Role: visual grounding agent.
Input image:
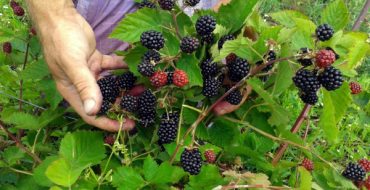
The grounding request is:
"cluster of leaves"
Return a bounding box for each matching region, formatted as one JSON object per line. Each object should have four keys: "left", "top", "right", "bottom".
{"left": 0, "top": 0, "right": 369, "bottom": 189}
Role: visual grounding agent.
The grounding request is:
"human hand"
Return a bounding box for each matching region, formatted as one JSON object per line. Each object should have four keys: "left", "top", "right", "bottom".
{"left": 213, "top": 85, "right": 252, "bottom": 116}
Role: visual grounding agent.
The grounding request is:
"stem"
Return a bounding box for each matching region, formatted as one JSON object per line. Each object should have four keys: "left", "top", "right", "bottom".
{"left": 352, "top": 0, "right": 370, "bottom": 31}
{"left": 171, "top": 11, "right": 182, "bottom": 39}
{"left": 220, "top": 184, "right": 291, "bottom": 190}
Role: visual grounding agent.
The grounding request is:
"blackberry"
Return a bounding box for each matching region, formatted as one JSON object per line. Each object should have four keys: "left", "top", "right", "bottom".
{"left": 226, "top": 53, "right": 237, "bottom": 64}
{"left": 266, "top": 50, "right": 277, "bottom": 61}
{"left": 2, "top": 42, "right": 12, "bottom": 54}
{"left": 180, "top": 36, "right": 200, "bottom": 53}
{"left": 297, "top": 48, "right": 313, "bottom": 67}
{"left": 318, "top": 66, "right": 343, "bottom": 91}
{"left": 142, "top": 50, "right": 161, "bottom": 63}
{"left": 117, "top": 72, "right": 136, "bottom": 90}
{"left": 13, "top": 6, "right": 25, "bottom": 17}
{"left": 342, "top": 163, "right": 366, "bottom": 182}
{"left": 315, "top": 24, "right": 334, "bottom": 41}
{"left": 299, "top": 91, "right": 318, "bottom": 105}
{"left": 10, "top": 0, "right": 19, "bottom": 9}
{"left": 166, "top": 71, "right": 174, "bottom": 84}
{"left": 138, "top": 108, "right": 156, "bottom": 127}
{"left": 181, "top": 148, "right": 202, "bottom": 175}
{"left": 201, "top": 33, "right": 214, "bottom": 44}
{"left": 97, "top": 77, "right": 120, "bottom": 103}
{"left": 138, "top": 61, "right": 155, "bottom": 77}
{"left": 104, "top": 135, "right": 115, "bottom": 145}
{"left": 350, "top": 82, "right": 362, "bottom": 94}
{"left": 358, "top": 159, "right": 370, "bottom": 172}
{"left": 325, "top": 47, "right": 340, "bottom": 60}
{"left": 204, "top": 150, "right": 216, "bottom": 164}
{"left": 202, "top": 77, "right": 221, "bottom": 97}
{"left": 157, "top": 118, "right": 177, "bottom": 144}
{"left": 158, "top": 0, "right": 175, "bottom": 10}
{"left": 227, "top": 57, "right": 250, "bottom": 82}
{"left": 138, "top": 0, "right": 157, "bottom": 9}
{"left": 225, "top": 88, "right": 242, "bottom": 105}
{"left": 120, "top": 95, "right": 138, "bottom": 113}
{"left": 138, "top": 89, "right": 157, "bottom": 110}
{"left": 200, "top": 59, "right": 218, "bottom": 77}
{"left": 184, "top": 0, "right": 200, "bottom": 6}
{"left": 292, "top": 69, "right": 321, "bottom": 93}
{"left": 218, "top": 35, "right": 235, "bottom": 49}
{"left": 301, "top": 158, "right": 314, "bottom": 171}
{"left": 98, "top": 101, "right": 111, "bottom": 115}
{"left": 195, "top": 15, "right": 216, "bottom": 36}
{"left": 140, "top": 30, "right": 165, "bottom": 50}
{"left": 161, "top": 111, "right": 180, "bottom": 124}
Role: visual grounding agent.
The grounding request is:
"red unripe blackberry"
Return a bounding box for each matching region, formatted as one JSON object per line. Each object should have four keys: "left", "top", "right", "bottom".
{"left": 200, "top": 58, "right": 218, "bottom": 77}
{"left": 138, "top": 61, "right": 155, "bottom": 77}
{"left": 184, "top": 0, "right": 200, "bottom": 6}
{"left": 10, "top": 0, "right": 19, "bottom": 9}
{"left": 325, "top": 47, "right": 340, "bottom": 59}
{"left": 350, "top": 82, "right": 362, "bottom": 94}
{"left": 299, "top": 91, "right": 318, "bottom": 105}
{"left": 204, "top": 150, "right": 216, "bottom": 163}
{"left": 358, "top": 159, "right": 370, "bottom": 172}
{"left": 181, "top": 148, "right": 203, "bottom": 175}
{"left": 104, "top": 135, "right": 115, "bottom": 145}
{"left": 227, "top": 57, "right": 250, "bottom": 82}
{"left": 318, "top": 66, "right": 343, "bottom": 91}
{"left": 225, "top": 88, "right": 242, "bottom": 105}
{"left": 150, "top": 71, "right": 168, "bottom": 88}
{"left": 157, "top": 117, "right": 178, "bottom": 144}
{"left": 218, "top": 35, "right": 235, "bottom": 49}
{"left": 120, "top": 95, "right": 138, "bottom": 113}
{"left": 364, "top": 176, "right": 370, "bottom": 189}
{"left": 342, "top": 162, "right": 366, "bottom": 182}
{"left": 140, "top": 30, "right": 165, "bottom": 50}
{"left": 97, "top": 76, "right": 120, "bottom": 103}
{"left": 297, "top": 48, "right": 313, "bottom": 67}
{"left": 180, "top": 36, "right": 200, "bottom": 53}
{"left": 138, "top": 0, "right": 157, "bottom": 9}
{"left": 142, "top": 50, "right": 161, "bottom": 63}
{"left": 158, "top": 0, "right": 175, "bottom": 10}
{"left": 315, "top": 24, "right": 334, "bottom": 41}
{"left": 30, "top": 27, "right": 37, "bottom": 36}
{"left": 315, "top": 49, "right": 336, "bottom": 68}
{"left": 117, "top": 72, "right": 136, "bottom": 90}
{"left": 293, "top": 69, "right": 321, "bottom": 93}
{"left": 202, "top": 77, "right": 221, "bottom": 97}
{"left": 173, "top": 69, "right": 189, "bottom": 87}
{"left": 195, "top": 15, "right": 216, "bottom": 36}
{"left": 2, "top": 42, "right": 12, "bottom": 54}
{"left": 13, "top": 6, "right": 25, "bottom": 17}
{"left": 301, "top": 158, "right": 314, "bottom": 171}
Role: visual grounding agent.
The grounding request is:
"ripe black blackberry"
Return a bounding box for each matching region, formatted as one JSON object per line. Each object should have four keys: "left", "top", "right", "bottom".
{"left": 342, "top": 163, "right": 366, "bottom": 182}
{"left": 181, "top": 148, "right": 203, "bottom": 175}
{"left": 138, "top": 0, "right": 157, "bottom": 9}
{"left": 318, "top": 66, "right": 343, "bottom": 91}
{"left": 166, "top": 71, "right": 174, "bottom": 84}
{"left": 180, "top": 36, "right": 200, "bottom": 53}
{"left": 117, "top": 72, "right": 136, "bottom": 90}
{"left": 157, "top": 118, "right": 177, "bottom": 144}
{"left": 299, "top": 91, "right": 318, "bottom": 105}
{"left": 195, "top": 15, "right": 216, "bottom": 36}
{"left": 315, "top": 24, "right": 334, "bottom": 41}
{"left": 140, "top": 30, "right": 165, "bottom": 50}
{"left": 138, "top": 89, "right": 157, "bottom": 109}
{"left": 292, "top": 69, "right": 321, "bottom": 93}
{"left": 227, "top": 57, "right": 250, "bottom": 82}
{"left": 138, "top": 61, "right": 155, "bottom": 77}
{"left": 98, "top": 101, "right": 111, "bottom": 115}
{"left": 158, "top": 0, "right": 175, "bottom": 10}
{"left": 256, "top": 50, "right": 275, "bottom": 72}
{"left": 120, "top": 95, "right": 138, "bottom": 113}
{"left": 142, "top": 50, "right": 161, "bottom": 63}
{"left": 200, "top": 59, "right": 218, "bottom": 77}
{"left": 138, "top": 108, "right": 156, "bottom": 127}
{"left": 184, "top": 0, "right": 200, "bottom": 6}
{"left": 202, "top": 77, "right": 221, "bottom": 97}
{"left": 297, "top": 48, "right": 313, "bottom": 67}
{"left": 225, "top": 88, "right": 242, "bottom": 105}
{"left": 218, "top": 35, "right": 235, "bottom": 49}
{"left": 325, "top": 47, "right": 340, "bottom": 60}
{"left": 161, "top": 111, "right": 180, "bottom": 124}
{"left": 97, "top": 77, "right": 120, "bottom": 103}
{"left": 201, "top": 33, "right": 214, "bottom": 44}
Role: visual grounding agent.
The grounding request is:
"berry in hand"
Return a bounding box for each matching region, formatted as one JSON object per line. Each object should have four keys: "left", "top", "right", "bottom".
{"left": 358, "top": 159, "right": 370, "bottom": 172}
{"left": 297, "top": 48, "right": 313, "bottom": 67}
{"left": 349, "top": 82, "right": 362, "bottom": 95}
{"left": 117, "top": 72, "right": 137, "bottom": 90}
{"left": 173, "top": 69, "right": 189, "bottom": 87}
{"left": 2, "top": 42, "right": 12, "bottom": 54}
{"left": 293, "top": 69, "right": 321, "bottom": 93}
{"left": 184, "top": 0, "right": 200, "bottom": 6}
{"left": 299, "top": 91, "right": 318, "bottom": 105}
{"left": 97, "top": 77, "right": 120, "bottom": 103}
{"left": 157, "top": 117, "right": 178, "bottom": 144}
{"left": 141, "top": 30, "right": 165, "bottom": 50}
{"left": 142, "top": 50, "right": 161, "bottom": 63}
{"left": 227, "top": 57, "right": 250, "bottom": 82}
{"left": 138, "top": 61, "right": 155, "bottom": 77}
{"left": 13, "top": 6, "right": 25, "bottom": 16}
{"left": 120, "top": 95, "right": 138, "bottom": 113}
{"left": 315, "top": 24, "right": 334, "bottom": 41}
{"left": 138, "top": 0, "right": 157, "bottom": 9}
{"left": 301, "top": 158, "right": 314, "bottom": 171}
{"left": 158, "top": 0, "right": 175, "bottom": 10}
{"left": 180, "top": 36, "right": 200, "bottom": 53}
{"left": 225, "top": 88, "right": 242, "bottom": 105}
{"left": 98, "top": 101, "right": 112, "bottom": 115}
{"left": 342, "top": 162, "right": 366, "bottom": 182}
{"left": 318, "top": 66, "right": 343, "bottom": 91}
{"left": 218, "top": 35, "right": 235, "bottom": 49}
{"left": 104, "top": 135, "right": 115, "bottom": 145}
{"left": 150, "top": 71, "right": 168, "bottom": 88}
{"left": 200, "top": 59, "right": 218, "bottom": 77}
{"left": 181, "top": 148, "right": 203, "bottom": 175}
{"left": 315, "top": 49, "right": 336, "bottom": 68}
{"left": 204, "top": 150, "right": 216, "bottom": 163}
{"left": 196, "top": 15, "right": 216, "bottom": 36}
{"left": 202, "top": 77, "right": 221, "bottom": 97}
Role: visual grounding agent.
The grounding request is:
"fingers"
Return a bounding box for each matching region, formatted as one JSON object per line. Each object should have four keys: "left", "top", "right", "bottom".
{"left": 101, "top": 54, "right": 128, "bottom": 70}
{"left": 213, "top": 85, "right": 253, "bottom": 116}
{"left": 128, "top": 85, "right": 146, "bottom": 96}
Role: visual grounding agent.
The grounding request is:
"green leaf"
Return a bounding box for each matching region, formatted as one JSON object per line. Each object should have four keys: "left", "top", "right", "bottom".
{"left": 299, "top": 166, "right": 312, "bottom": 190}
{"left": 252, "top": 26, "right": 282, "bottom": 61}
{"left": 272, "top": 61, "right": 293, "bottom": 96}
{"left": 339, "top": 41, "right": 369, "bottom": 71}
{"left": 214, "top": 37, "right": 255, "bottom": 61}
{"left": 2, "top": 146, "right": 25, "bottom": 166}
{"left": 21, "top": 60, "right": 50, "bottom": 80}
{"left": 270, "top": 10, "right": 309, "bottom": 27}
{"left": 1, "top": 112, "right": 40, "bottom": 130}
{"left": 33, "top": 156, "right": 59, "bottom": 187}
{"left": 123, "top": 45, "right": 147, "bottom": 77}
{"left": 45, "top": 158, "right": 84, "bottom": 187}
{"left": 110, "top": 8, "right": 171, "bottom": 43}
{"left": 143, "top": 156, "right": 158, "bottom": 181}
{"left": 39, "top": 79, "right": 63, "bottom": 110}
{"left": 112, "top": 167, "right": 145, "bottom": 190}
{"left": 321, "top": 0, "right": 349, "bottom": 31}
{"left": 150, "top": 162, "right": 186, "bottom": 184}
{"left": 208, "top": 118, "right": 239, "bottom": 147}
{"left": 186, "top": 165, "right": 224, "bottom": 190}
{"left": 177, "top": 54, "right": 202, "bottom": 87}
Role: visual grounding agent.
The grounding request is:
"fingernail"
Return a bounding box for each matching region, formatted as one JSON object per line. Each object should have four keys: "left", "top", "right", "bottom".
{"left": 83, "top": 98, "right": 96, "bottom": 115}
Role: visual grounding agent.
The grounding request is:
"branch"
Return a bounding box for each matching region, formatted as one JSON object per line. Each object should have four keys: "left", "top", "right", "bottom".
{"left": 171, "top": 11, "right": 182, "bottom": 39}
{"left": 219, "top": 184, "right": 292, "bottom": 190}
{"left": 352, "top": 0, "right": 370, "bottom": 31}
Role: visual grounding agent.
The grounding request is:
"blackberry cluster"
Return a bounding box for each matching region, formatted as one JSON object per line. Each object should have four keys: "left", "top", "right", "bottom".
{"left": 120, "top": 95, "right": 138, "bottom": 113}
{"left": 218, "top": 35, "right": 235, "bottom": 49}
{"left": 157, "top": 116, "right": 178, "bottom": 144}
{"left": 158, "top": 0, "right": 175, "bottom": 10}
{"left": 297, "top": 48, "right": 313, "bottom": 67}
{"left": 142, "top": 50, "right": 161, "bottom": 63}
{"left": 318, "top": 66, "right": 343, "bottom": 91}
{"left": 185, "top": 0, "right": 200, "bottom": 6}
{"left": 293, "top": 69, "right": 321, "bottom": 93}
{"left": 227, "top": 57, "right": 250, "bottom": 82}
{"left": 2, "top": 42, "right": 12, "bottom": 54}
{"left": 97, "top": 77, "right": 120, "bottom": 103}
{"left": 315, "top": 24, "right": 334, "bottom": 41}
{"left": 181, "top": 148, "right": 203, "bottom": 175}
{"left": 180, "top": 37, "right": 200, "bottom": 53}
{"left": 138, "top": 0, "right": 157, "bottom": 9}
{"left": 141, "top": 30, "right": 165, "bottom": 50}
{"left": 116, "top": 72, "right": 136, "bottom": 90}
{"left": 299, "top": 92, "right": 318, "bottom": 105}
{"left": 137, "top": 90, "right": 157, "bottom": 127}
{"left": 225, "top": 88, "right": 242, "bottom": 105}
{"left": 196, "top": 15, "right": 216, "bottom": 36}
{"left": 138, "top": 61, "right": 155, "bottom": 77}
{"left": 202, "top": 77, "right": 221, "bottom": 97}
{"left": 342, "top": 163, "right": 366, "bottom": 182}
{"left": 200, "top": 59, "right": 218, "bottom": 77}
